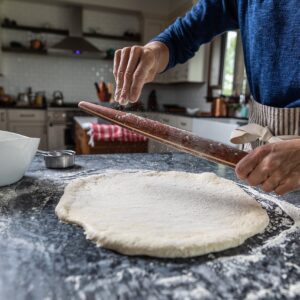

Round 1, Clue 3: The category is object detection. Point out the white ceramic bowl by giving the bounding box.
[0,131,40,187]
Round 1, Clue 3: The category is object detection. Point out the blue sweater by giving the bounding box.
[153,0,300,108]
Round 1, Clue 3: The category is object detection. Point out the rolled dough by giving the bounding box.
[56,171,269,258]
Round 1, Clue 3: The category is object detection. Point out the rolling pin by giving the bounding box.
[78,101,248,168]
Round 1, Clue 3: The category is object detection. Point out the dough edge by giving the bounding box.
[55,171,270,258]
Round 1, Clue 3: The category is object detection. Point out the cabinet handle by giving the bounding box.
[0,113,4,122]
[180,122,187,126]
[19,114,35,118]
[162,119,170,123]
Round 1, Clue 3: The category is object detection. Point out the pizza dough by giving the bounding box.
[55,171,269,258]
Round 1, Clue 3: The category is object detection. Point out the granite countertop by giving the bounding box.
[0,153,299,300]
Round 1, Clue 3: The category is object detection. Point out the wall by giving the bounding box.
[19,0,172,16]
[0,0,210,111]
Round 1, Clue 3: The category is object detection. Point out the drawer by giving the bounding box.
[8,109,46,122]
[158,114,178,126]
[177,117,193,131]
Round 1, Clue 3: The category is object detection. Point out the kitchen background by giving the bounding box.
[0,0,250,152]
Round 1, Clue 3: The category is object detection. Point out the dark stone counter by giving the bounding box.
[0,153,299,300]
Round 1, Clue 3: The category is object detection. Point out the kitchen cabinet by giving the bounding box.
[154,45,207,84]
[0,109,7,130]
[144,112,245,152]
[7,109,47,150]
[192,118,245,147]
[143,17,167,44]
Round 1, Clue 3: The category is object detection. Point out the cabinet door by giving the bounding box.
[176,116,193,132]
[0,109,7,130]
[192,119,239,147]
[143,18,166,44]
[8,122,48,150]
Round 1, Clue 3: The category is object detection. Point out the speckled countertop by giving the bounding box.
[0,153,299,300]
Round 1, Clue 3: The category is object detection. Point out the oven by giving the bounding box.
[47,108,86,151]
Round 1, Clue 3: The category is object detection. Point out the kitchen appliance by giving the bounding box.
[37,150,75,169]
[52,91,64,106]
[47,108,86,151]
[50,6,101,56]
[0,130,39,186]
[79,102,247,168]
[16,93,30,106]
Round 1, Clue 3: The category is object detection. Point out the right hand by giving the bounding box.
[113,42,169,105]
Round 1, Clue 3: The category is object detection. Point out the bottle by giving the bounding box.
[147,90,158,111]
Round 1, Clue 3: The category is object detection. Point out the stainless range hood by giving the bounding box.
[50,6,101,57]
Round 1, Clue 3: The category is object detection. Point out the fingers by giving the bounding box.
[274,173,300,195]
[113,49,121,82]
[236,146,270,180]
[261,171,285,193]
[129,54,151,102]
[113,46,157,105]
[120,46,142,103]
[115,47,131,105]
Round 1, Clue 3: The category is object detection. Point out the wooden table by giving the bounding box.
[75,123,148,155]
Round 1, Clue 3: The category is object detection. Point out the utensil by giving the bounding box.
[52,91,64,106]
[37,150,75,169]
[78,102,247,168]
[0,131,40,187]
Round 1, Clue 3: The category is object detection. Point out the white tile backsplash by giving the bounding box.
[2,53,114,103]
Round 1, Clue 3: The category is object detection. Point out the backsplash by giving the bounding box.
[1,53,114,103]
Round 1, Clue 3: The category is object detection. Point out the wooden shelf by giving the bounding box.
[2,47,47,56]
[2,24,69,35]
[2,47,113,61]
[2,24,141,42]
[84,32,141,42]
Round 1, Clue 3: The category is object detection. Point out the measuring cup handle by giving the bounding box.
[37,150,49,157]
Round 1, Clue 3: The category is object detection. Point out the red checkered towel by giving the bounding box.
[87,123,147,147]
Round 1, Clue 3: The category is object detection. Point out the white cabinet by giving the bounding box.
[192,118,244,147]
[143,17,167,44]
[146,113,192,153]
[0,109,7,130]
[145,112,245,152]
[7,109,47,150]
[155,45,207,84]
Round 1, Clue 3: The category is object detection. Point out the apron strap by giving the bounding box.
[230,123,300,145]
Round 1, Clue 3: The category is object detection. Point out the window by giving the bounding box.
[222,31,238,96]
[222,31,249,96]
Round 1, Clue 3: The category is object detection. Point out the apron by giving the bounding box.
[230,100,300,151]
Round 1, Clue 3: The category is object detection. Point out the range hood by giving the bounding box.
[50,6,101,56]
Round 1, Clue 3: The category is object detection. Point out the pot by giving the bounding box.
[37,150,75,169]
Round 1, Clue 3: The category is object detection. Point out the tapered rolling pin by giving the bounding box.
[78,101,247,168]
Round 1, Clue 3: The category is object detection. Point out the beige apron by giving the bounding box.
[231,100,300,150]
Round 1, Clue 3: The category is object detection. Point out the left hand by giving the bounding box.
[235,139,300,195]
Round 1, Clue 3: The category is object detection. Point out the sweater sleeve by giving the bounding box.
[152,0,239,70]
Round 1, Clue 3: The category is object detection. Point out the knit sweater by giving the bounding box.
[153,0,300,108]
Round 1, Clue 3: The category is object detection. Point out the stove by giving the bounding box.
[47,107,87,150]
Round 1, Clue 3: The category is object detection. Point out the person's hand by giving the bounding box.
[113,42,169,105]
[236,139,300,195]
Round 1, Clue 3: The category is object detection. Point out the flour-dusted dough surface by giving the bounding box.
[55,171,269,258]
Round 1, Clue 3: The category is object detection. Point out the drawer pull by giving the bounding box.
[19,114,35,118]
[162,119,170,123]
[180,122,187,126]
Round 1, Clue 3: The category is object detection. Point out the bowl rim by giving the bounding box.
[0,130,40,142]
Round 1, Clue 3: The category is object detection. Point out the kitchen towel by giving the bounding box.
[88,123,147,147]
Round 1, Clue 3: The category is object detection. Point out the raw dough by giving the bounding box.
[56,171,269,258]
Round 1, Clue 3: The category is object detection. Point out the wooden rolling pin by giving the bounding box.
[78,101,248,168]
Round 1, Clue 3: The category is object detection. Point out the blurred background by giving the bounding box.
[0,0,250,153]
